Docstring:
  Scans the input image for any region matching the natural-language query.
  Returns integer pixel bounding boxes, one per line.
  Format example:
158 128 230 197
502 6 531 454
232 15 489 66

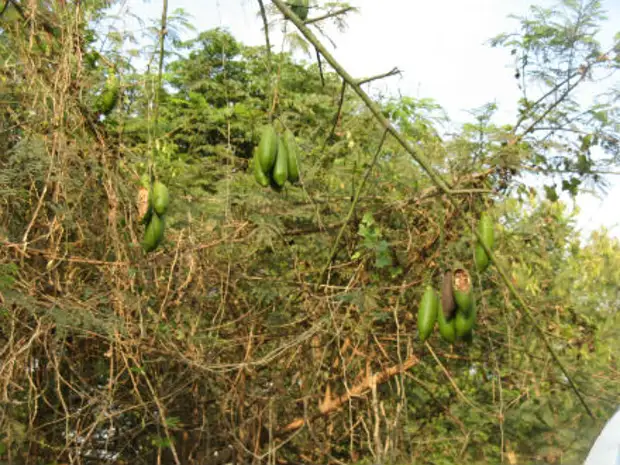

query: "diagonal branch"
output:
272 0 595 419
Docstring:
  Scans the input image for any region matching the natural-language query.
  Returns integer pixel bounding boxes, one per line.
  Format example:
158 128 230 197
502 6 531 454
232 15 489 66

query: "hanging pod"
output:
142 213 165 253
452 268 473 315
151 181 170 216
441 270 456 319
290 0 310 21
437 301 457 344
257 125 278 173
417 285 439 342
455 298 477 340
283 130 300 184
272 135 289 187
478 212 495 250
253 148 270 187
474 212 495 272
474 243 490 272
96 73 120 116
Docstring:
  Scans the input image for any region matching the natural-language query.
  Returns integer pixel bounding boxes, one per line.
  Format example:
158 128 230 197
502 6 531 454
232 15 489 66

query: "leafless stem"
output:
304 7 356 25
357 67 401 86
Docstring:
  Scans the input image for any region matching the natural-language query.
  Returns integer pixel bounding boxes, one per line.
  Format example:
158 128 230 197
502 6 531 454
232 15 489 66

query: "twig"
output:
516 75 585 142
315 46 325 87
153 0 168 135
304 7 356 25
357 67 401 86
326 79 347 144
0 0 11 18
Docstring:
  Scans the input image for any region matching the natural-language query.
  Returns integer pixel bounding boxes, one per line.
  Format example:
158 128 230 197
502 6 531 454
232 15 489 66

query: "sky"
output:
111 0 620 239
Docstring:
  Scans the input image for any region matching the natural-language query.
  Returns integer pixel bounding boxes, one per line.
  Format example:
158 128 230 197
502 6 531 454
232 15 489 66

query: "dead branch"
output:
280 354 420 433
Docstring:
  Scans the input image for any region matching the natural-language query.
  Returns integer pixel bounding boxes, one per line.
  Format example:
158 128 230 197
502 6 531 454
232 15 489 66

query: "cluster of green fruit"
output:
417 212 495 343
140 180 170 253
289 0 310 21
253 125 301 190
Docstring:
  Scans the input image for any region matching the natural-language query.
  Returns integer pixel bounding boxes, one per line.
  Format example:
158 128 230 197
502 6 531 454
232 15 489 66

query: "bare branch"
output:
257 0 271 67
280 354 420 433
303 6 356 25
357 67 401 86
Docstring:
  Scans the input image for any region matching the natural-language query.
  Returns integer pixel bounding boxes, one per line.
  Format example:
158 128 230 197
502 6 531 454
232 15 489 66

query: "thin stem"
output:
303 7 355 25
357 67 401 86
153 0 168 136
257 0 271 69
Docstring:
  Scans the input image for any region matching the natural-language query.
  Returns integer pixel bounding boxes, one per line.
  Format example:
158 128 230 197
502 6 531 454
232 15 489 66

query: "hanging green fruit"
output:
272 136 289 187
257 125 278 173
478 212 495 250
417 285 438 342
452 268 473 314
151 181 170 216
253 149 270 187
283 130 300 183
474 243 490 272
455 299 477 340
96 73 120 116
437 301 457 344
290 0 310 21
142 213 165 253
474 212 495 272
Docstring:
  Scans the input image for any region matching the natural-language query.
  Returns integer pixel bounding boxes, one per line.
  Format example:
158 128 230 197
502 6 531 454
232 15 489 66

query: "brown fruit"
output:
441 270 456 319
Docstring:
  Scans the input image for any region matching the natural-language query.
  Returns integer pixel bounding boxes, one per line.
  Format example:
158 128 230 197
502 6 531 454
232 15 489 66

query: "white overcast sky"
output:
114 0 620 239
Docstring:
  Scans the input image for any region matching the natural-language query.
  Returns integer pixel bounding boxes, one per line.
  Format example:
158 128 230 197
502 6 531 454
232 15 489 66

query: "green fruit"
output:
142 213 165 253
437 303 457 344
269 176 284 192
257 125 278 173
272 136 289 187
97 74 119 115
417 285 438 342
474 243 490 272
151 181 170 215
452 268 473 314
290 0 310 20
478 212 495 251
140 204 153 225
253 150 270 187
455 302 477 340
283 130 300 183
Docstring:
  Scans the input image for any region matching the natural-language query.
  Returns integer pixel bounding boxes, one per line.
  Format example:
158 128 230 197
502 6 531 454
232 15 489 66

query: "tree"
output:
0 0 618 464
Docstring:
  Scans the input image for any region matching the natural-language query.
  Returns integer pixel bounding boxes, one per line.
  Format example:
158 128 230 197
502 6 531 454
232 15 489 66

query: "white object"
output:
584 407 620 465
